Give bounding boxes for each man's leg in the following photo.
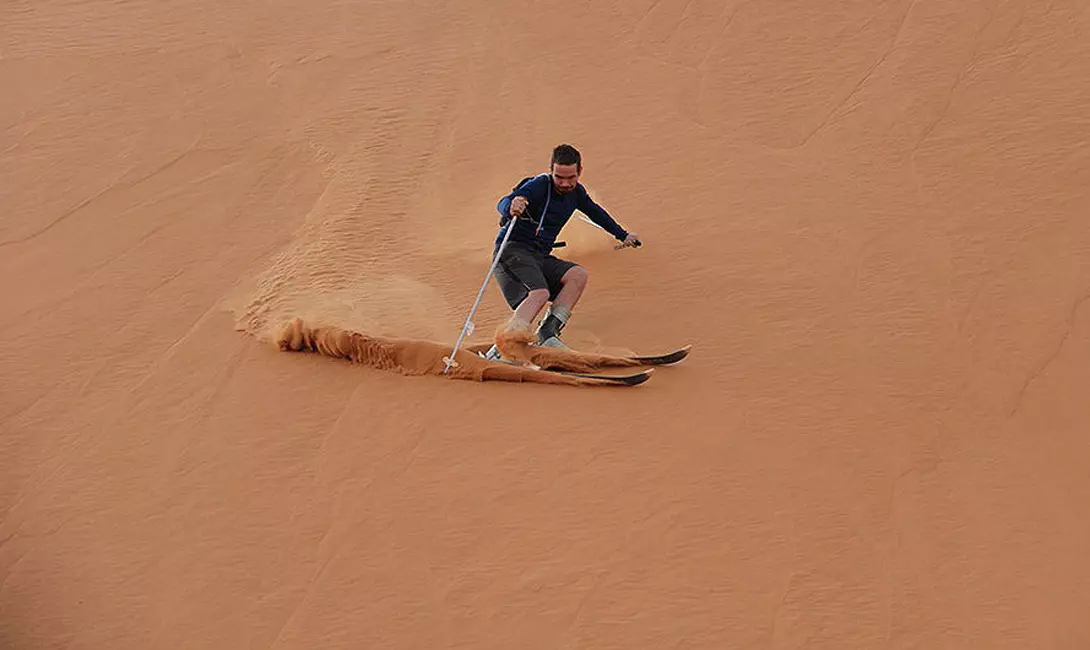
[483,287,549,361]
[492,244,550,327]
[483,244,552,360]
[509,288,550,330]
[537,262,588,347]
[552,265,588,314]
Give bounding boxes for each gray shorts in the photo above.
[492,242,578,310]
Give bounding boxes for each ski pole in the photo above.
[442,220,518,373]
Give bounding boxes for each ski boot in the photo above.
[535,305,571,349]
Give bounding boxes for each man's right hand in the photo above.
[510,196,529,218]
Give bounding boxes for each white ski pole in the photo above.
[442,220,518,373]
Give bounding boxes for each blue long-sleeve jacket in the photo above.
[494,174,629,254]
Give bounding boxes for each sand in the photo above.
[275,318,644,385]
[3,0,1089,647]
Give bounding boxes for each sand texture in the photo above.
[3,0,1089,647]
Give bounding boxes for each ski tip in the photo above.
[603,368,653,386]
[629,344,693,366]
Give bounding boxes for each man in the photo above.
[487,144,639,355]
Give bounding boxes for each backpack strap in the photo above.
[497,173,550,227]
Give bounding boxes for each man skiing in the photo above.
[487,144,639,355]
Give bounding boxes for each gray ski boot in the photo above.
[535,305,571,349]
[479,343,521,366]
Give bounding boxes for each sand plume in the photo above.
[492,324,643,373]
[275,318,629,386]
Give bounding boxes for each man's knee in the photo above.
[526,288,550,304]
[563,266,588,288]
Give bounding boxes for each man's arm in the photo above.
[497,175,549,221]
[513,175,550,217]
[577,186,629,241]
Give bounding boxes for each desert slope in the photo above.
[3,0,1089,647]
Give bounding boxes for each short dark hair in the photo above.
[551,144,581,169]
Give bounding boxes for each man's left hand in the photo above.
[623,233,641,247]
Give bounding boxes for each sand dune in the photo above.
[3,0,1090,647]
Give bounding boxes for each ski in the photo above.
[480,354,655,386]
[474,342,691,370]
[627,344,692,366]
[549,368,654,386]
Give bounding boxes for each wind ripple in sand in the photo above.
[236,185,442,341]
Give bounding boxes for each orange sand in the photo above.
[3,0,1090,647]
[491,325,644,373]
[276,317,637,386]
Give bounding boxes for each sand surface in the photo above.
[4,0,1090,647]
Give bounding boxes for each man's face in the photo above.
[551,163,580,193]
